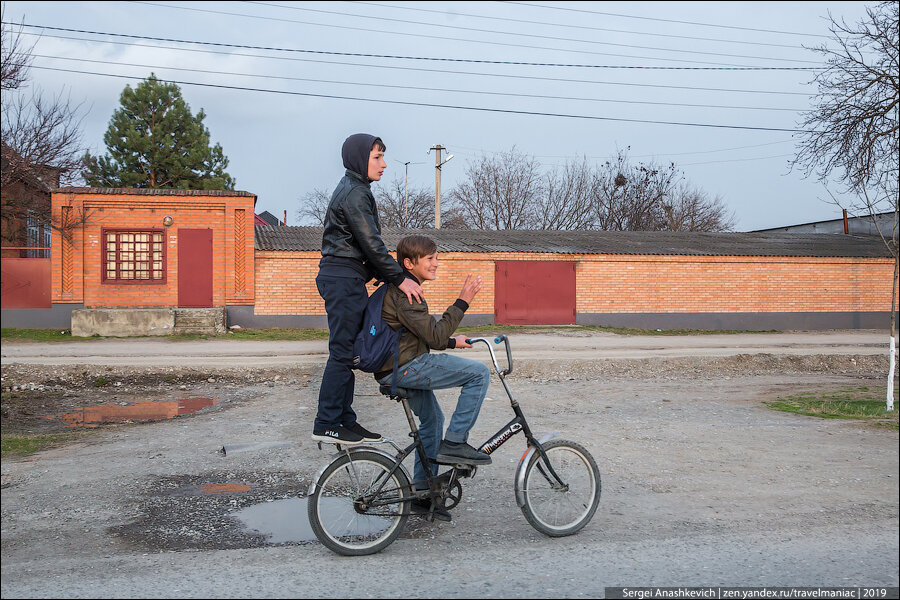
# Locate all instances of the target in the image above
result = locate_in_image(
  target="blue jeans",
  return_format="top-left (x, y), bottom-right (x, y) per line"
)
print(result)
top-left (379, 353), bottom-right (491, 489)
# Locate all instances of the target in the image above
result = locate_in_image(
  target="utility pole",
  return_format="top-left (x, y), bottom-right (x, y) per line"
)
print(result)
top-left (428, 145), bottom-right (453, 229)
top-left (402, 161), bottom-right (410, 227)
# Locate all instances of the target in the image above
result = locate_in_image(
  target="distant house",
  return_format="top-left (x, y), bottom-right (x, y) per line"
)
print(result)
top-left (0, 142), bottom-right (60, 258)
top-left (752, 210), bottom-right (896, 236)
top-left (256, 210), bottom-right (283, 227)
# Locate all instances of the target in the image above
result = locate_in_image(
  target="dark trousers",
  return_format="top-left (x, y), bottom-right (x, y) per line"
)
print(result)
top-left (314, 272), bottom-right (368, 430)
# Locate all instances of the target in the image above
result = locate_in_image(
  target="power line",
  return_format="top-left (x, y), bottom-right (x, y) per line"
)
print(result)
top-left (128, 1), bottom-right (815, 68)
top-left (5, 21), bottom-right (821, 71)
top-left (29, 65), bottom-right (807, 133)
top-left (14, 28), bottom-right (815, 97)
top-left (680, 153), bottom-right (794, 167)
top-left (241, 0), bottom-right (820, 64)
top-left (347, 1), bottom-right (813, 50)
top-left (30, 54), bottom-right (806, 113)
top-left (448, 140), bottom-right (796, 162)
top-left (502, 2), bottom-right (829, 38)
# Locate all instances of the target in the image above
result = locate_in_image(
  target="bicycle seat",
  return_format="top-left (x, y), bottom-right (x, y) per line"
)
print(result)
top-left (379, 384), bottom-right (412, 399)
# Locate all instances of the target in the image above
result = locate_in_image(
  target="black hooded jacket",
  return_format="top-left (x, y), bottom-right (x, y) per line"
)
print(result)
top-left (319, 133), bottom-right (405, 286)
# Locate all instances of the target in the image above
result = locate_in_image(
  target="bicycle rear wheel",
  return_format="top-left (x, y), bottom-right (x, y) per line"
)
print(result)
top-left (308, 450), bottom-right (412, 555)
top-left (520, 439), bottom-right (601, 537)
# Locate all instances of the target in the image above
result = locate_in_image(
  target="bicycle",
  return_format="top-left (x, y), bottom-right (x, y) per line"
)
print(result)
top-left (307, 334), bottom-right (602, 556)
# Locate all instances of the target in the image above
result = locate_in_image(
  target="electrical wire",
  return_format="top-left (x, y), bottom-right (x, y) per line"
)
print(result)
top-left (13, 28), bottom-right (816, 97)
top-left (240, 0), bottom-right (820, 64)
top-left (502, 2), bottom-right (829, 37)
top-left (128, 1), bottom-right (816, 67)
top-left (5, 21), bottom-right (821, 71)
top-left (346, 1), bottom-right (813, 49)
top-left (30, 54), bottom-right (807, 113)
top-left (29, 65), bottom-right (807, 133)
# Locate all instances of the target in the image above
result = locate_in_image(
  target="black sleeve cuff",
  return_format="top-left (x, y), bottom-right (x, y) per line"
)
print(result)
top-left (447, 337), bottom-right (456, 349)
top-left (453, 299), bottom-right (469, 312)
top-left (392, 273), bottom-right (410, 287)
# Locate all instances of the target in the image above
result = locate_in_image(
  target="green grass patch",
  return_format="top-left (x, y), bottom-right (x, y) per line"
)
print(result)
top-left (223, 328), bottom-right (330, 341)
top-left (3, 324), bottom-right (779, 343)
top-left (458, 324), bottom-right (777, 336)
top-left (1, 431), bottom-right (89, 458)
top-left (1, 328), bottom-right (75, 342)
top-left (766, 386), bottom-right (899, 430)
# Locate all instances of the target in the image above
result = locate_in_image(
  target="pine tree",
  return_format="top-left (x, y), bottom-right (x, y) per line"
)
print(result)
top-left (82, 74), bottom-right (234, 190)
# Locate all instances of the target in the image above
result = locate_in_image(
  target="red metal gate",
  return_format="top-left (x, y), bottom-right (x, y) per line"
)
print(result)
top-left (177, 229), bottom-right (213, 307)
top-left (1, 256), bottom-right (51, 308)
top-left (494, 261), bottom-right (576, 325)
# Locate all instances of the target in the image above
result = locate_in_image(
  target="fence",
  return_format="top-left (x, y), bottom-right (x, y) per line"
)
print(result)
top-left (1, 248), bottom-right (52, 308)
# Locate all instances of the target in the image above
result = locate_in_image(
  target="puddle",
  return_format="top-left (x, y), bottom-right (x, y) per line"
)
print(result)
top-left (233, 497), bottom-right (393, 544)
top-left (48, 397), bottom-right (219, 427)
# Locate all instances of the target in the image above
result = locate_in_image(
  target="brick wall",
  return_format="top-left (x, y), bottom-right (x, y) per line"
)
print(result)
top-left (46, 189), bottom-right (893, 329)
top-left (576, 254), bottom-right (893, 313)
top-left (51, 190), bottom-right (255, 308)
top-left (252, 250), bottom-right (895, 318)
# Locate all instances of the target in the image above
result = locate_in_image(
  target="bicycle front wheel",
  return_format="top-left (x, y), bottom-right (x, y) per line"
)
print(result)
top-left (308, 450), bottom-right (412, 555)
top-left (520, 439), bottom-right (601, 537)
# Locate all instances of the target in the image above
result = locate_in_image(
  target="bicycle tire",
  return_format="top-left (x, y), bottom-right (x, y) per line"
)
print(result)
top-left (520, 439), bottom-right (601, 537)
top-left (308, 450), bottom-right (412, 556)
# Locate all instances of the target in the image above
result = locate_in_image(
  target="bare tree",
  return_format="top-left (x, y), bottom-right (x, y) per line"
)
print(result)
top-left (1, 6), bottom-right (32, 92)
top-left (537, 157), bottom-right (595, 230)
top-left (591, 149), bottom-right (682, 231)
top-left (2, 9), bottom-right (86, 248)
top-left (296, 187), bottom-right (331, 226)
top-left (2, 89), bottom-right (85, 187)
top-left (375, 177), bottom-right (435, 228)
top-left (447, 147), bottom-right (543, 230)
top-left (794, 1), bottom-right (898, 195)
top-left (793, 1), bottom-right (899, 410)
top-left (662, 184), bottom-right (736, 232)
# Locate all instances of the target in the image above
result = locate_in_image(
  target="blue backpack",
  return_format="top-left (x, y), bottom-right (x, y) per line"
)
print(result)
top-left (353, 283), bottom-right (405, 391)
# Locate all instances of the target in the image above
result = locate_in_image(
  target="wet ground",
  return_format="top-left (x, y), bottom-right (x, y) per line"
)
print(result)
top-left (2, 332), bottom-right (898, 597)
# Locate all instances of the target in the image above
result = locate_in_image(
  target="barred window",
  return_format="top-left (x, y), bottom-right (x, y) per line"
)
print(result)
top-left (26, 212), bottom-right (50, 258)
top-left (102, 229), bottom-right (166, 283)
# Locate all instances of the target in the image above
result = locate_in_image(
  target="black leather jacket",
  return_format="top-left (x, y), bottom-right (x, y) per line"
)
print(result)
top-left (320, 169), bottom-right (405, 286)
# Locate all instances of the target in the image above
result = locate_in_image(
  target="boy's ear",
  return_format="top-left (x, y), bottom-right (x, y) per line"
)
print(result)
top-left (402, 257), bottom-right (415, 270)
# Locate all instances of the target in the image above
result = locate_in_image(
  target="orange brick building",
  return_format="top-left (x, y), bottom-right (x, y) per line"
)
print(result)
top-left (49, 187), bottom-right (256, 320)
top-left (3, 188), bottom-right (894, 332)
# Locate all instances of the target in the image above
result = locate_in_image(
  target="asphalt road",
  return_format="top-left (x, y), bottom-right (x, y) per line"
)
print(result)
top-left (2, 330), bottom-right (898, 598)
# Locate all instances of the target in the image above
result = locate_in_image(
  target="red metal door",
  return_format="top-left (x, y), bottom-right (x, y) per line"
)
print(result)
top-left (0, 257), bottom-right (51, 308)
top-left (177, 229), bottom-right (213, 307)
top-left (494, 261), bottom-right (576, 325)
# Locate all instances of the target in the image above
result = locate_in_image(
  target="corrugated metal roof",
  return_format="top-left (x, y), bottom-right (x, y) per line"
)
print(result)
top-left (255, 226), bottom-right (892, 258)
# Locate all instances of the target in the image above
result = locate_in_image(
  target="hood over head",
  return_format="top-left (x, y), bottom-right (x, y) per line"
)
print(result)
top-left (341, 133), bottom-right (384, 181)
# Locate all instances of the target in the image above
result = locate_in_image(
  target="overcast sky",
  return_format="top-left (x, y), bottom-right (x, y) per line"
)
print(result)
top-left (3, 1), bottom-right (876, 231)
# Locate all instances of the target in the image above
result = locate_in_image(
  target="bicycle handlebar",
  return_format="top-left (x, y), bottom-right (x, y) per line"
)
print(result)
top-left (464, 334), bottom-right (513, 376)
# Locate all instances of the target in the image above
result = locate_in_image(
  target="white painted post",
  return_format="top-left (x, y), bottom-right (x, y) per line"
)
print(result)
top-left (888, 336), bottom-right (896, 411)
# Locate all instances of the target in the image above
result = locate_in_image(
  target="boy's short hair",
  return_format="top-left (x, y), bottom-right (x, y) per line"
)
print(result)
top-left (372, 137), bottom-right (386, 152)
top-left (397, 235), bottom-right (437, 267)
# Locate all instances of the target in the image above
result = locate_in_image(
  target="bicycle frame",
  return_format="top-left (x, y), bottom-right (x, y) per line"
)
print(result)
top-left (310, 335), bottom-right (570, 514)
top-left (467, 336), bottom-right (568, 490)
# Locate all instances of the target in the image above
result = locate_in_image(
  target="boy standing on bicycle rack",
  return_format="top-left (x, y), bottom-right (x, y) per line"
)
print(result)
top-left (375, 235), bottom-right (492, 518)
top-left (312, 134), bottom-right (425, 446)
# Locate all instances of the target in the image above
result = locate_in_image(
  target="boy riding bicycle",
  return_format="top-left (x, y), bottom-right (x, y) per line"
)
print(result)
top-left (374, 235), bottom-right (492, 519)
